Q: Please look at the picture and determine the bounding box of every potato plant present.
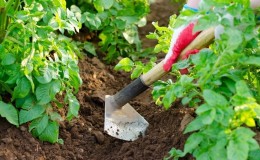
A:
[116,0,260,159]
[0,0,82,143]
[67,0,150,63]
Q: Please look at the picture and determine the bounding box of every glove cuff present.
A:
[183,4,199,12]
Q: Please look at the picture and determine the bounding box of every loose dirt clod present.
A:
[91,57,106,69]
[180,113,194,132]
[1,137,13,144]
[93,131,105,144]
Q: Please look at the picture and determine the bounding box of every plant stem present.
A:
[0,0,20,43]
[6,35,23,46]
[199,52,224,89]
[0,7,6,43]
[0,80,13,94]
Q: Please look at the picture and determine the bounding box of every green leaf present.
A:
[82,12,101,30]
[247,138,259,151]
[0,101,18,126]
[249,150,260,160]
[165,148,185,160]
[162,85,176,109]
[53,0,66,10]
[68,67,82,92]
[123,27,138,44]
[39,121,59,143]
[241,56,260,66]
[196,104,212,115]
[24,0,33,5]
[49,112,62,121]
[200,109,216,125]
[184,133,203,154]
[83,41,96,56]
[184,116,204,133]
[233,127,256,142]
[66,93,80,120]
[19,95,37,110]
[114,19,126,30]
[225,28,243,50]
[12,76,31,99]
[131,65,143,79]
[227,139,249,160]
[172,84,185,98]
[1,53,16,65]
[222,77,236,94]
[191,49,214,66]
[5,64,21,84]
[209,139,228,160]
[114,58,134,72]
[203,89,228,107]
[180,75,194,87]
[0,0,6,7]
[235,80,253,98]
[19,104,45,124]
[29,114,49,135]
[36,80,61,105]
[34,66,53,84]
[227,127,256,160]
[194,13,219,32]
[152,80,168,105]
[93,0,114,12]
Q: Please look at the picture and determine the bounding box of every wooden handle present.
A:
[141,27,215,86]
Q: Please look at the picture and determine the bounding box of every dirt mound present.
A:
[0,55,193,160]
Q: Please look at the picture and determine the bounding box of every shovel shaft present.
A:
[112,27,215,108]
[113,77,149,108]
[141,60,166,86]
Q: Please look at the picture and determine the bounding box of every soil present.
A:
[0,1,198,160]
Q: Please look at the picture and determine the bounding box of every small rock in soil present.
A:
[180,113,194,132]
[119,143,130,153]
[20,126,27,132]
[91,57,106,69]
[123,157,134,160]
[92,130,105,144]
[36,156,45,160]
[77,148,84,153]
[76,154,84,160]
[0,149,17,160]
[1,137,13,144]
[125,150,134,157]
[28,137,37,144]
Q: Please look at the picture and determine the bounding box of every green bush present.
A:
[0,0,82,143]
[67,0,150,63]
[116,0,260,159]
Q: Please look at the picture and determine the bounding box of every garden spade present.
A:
[104,27,215,141]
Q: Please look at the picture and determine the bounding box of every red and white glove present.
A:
[163,22,201,72]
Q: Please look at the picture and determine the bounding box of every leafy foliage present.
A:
[67,0,150,63]
[114,57,156,79]
[156,1,260,159]
[0,0,82,143]
[115,0,260,159]
[114,14,179,78]
[0,0,20,43]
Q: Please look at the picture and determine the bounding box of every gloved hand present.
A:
[163,5,201,72]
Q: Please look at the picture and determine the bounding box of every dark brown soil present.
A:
[0,1,196,160]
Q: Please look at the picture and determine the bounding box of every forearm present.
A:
[186,0,201,9]
[186,0,260,10]
[250,0,260,9]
